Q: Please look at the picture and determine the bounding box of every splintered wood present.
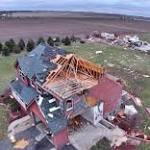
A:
[14,139,29,149]
[42,54,105,99]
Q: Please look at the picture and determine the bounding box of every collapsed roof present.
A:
[10,79,38,105]
[17,44,68,82]
[17,44,105,99]
[43,53,105,99]
[10,79,67,133]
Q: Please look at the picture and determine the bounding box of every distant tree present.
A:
[26,39,35,52]
[54,37,61,46]
[47,36,54,47]
[4,97,21,112]
[2,46,10,56]
[62,36,71,46]
[0,42,3,53]
[70,35,76,42]
[13,45,21,54]
[55,37,60,43]
[37,37,45,45]
[80,40,86,44]
[18,39,25,51]
[5,39,16,53]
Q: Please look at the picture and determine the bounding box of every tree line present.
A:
[0,35,80,56]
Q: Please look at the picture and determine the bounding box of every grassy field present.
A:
[0,105,8,139]
[139,33,150,43]
[0,53,23,140]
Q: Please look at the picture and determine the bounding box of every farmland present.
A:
[1,12,150,42]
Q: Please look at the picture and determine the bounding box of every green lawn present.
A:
[0,54,19,93]
[0,53,23,140]
[139,33,150,43]
[0,105,8,139]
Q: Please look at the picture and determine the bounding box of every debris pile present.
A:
[87,31,150,53]
[68,115,88,133]
[14,139,29,149]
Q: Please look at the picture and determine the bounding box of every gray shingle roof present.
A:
[40,95,67,133]
[10,79,39,105]
[18,44,68,82]
[10,79,67,133]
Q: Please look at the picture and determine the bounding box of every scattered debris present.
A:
[133,97,143,107]
[87,31,150,53]
[145,108,150,117]
[101,32,115,41]
[95,50,103,54]
[14,139,29,149]
[124,105,138,116]
[107,63,115,67]
[142,74,150,78]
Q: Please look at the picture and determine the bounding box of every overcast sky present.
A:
[0,0,150,17]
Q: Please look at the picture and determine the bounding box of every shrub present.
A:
[54,37,61,46]
[18,39,25,50]
[13,45,21,54]
[2,46,10,56]
[5,38,16,53]
[80,40,86,44]
[26,39,35,52]
[62,36,71,46]
[55,42,60,46]
[70,35,77,42]
[90,137,111,150]
[0,42,3,53]
[37,37,45,45]
[3,97,21,112]
[55,37,60,43]
[47,36,54,47]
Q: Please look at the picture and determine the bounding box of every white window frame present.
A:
[66,99,73,111]
[19,69,26,81]
[30,80,35,88]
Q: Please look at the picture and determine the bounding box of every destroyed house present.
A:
[9,44,122,149]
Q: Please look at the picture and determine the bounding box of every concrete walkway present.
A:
[69,123,127,150]
[8,115,32,139]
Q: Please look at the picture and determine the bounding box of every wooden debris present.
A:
[14,139,29,149]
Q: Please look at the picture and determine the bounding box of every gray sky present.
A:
[0,0,150,17]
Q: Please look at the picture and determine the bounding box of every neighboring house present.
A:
[9,44,122,149]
